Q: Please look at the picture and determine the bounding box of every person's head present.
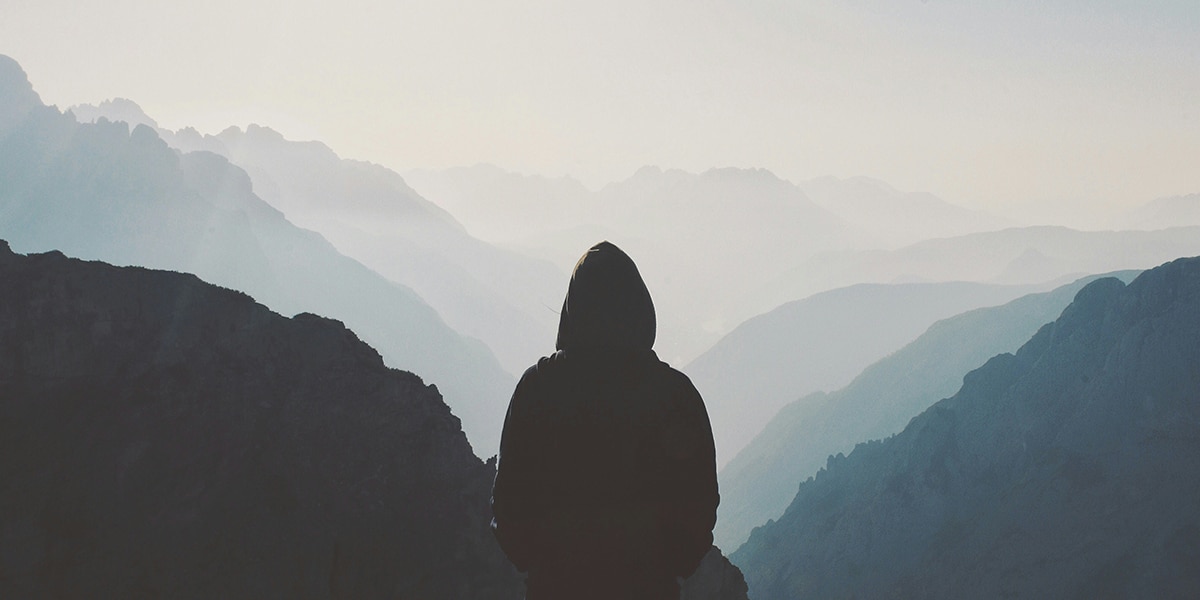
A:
[556,241,655,352]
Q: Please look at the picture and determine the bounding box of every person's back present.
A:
[492,241,719,600]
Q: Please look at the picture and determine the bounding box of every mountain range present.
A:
[405,163,1200,369]
[764,225,1200,307]
[0,55,513,456]
[713,270,1138,551]
[71,100,566,376]
[686,279,1063,466]
[404,164,1020,365]
[797,175,1013,249]
[732,255,1200,598]
[1125,193,1200,231]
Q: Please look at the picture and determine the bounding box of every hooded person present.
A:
[491,241,719,600]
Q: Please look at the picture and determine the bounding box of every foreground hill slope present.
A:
[0,241,747,598]
[0,240,521,598]
[0,55,512,455]
[714,271,1138,551]
[733,256,1200,599]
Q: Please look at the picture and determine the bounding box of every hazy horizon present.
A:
[4,0,1198,225]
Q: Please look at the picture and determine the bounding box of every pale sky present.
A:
[3,0,1198,219]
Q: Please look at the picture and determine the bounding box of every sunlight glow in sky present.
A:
[3,0,1198,219]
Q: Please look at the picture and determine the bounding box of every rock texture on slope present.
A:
[0,240,521,598]
[715,271,1139,551]
[733,256,1200,599]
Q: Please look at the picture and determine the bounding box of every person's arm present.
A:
[491,367,544,572]
[658,372,720,578]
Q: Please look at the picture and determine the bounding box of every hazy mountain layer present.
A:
[1126,193,1200,230]
[0,240,522,598]
[0,55,513,456]
[687,280,1059,466]
[714,271,1138,551]
[404,164,1016,364]
[733,256,1200,599]
[768,225,1200,304]
[403,163,597,250]
[407,164,853,364]
[799,175,1012,249]
[140,118,563,376]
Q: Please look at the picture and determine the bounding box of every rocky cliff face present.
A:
[0,241,521,598]
[0,242,745,598]
[733,256,1200,599]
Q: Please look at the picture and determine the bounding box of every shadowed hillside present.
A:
[0,241,521,597]
[714,271,1138,551]
[688,280,1059,466]
[733,256,1200,599]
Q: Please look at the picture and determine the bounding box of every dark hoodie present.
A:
[492,242,719,600]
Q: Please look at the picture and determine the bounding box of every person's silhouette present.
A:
[492,241,719,600]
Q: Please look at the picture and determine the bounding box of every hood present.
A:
[556,241,656,351]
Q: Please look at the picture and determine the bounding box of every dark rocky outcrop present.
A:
[0,241,521,598]
[681,547,750,600]
[733,256,1200,599]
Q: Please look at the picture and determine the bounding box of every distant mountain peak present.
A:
[702,166,784,183]
[68,97,158,131]
[0,54,34,96]
[1128,192,1200,230]
[243,122,287,141]
[0,54,42,133]
[631,164,665,178]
